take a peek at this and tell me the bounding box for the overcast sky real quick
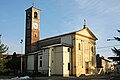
[0,0,120,59]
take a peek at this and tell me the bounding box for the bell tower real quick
[25,6,40,54]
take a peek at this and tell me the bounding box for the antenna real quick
[32,0,34,7]
[83,19,86,29]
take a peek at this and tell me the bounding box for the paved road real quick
[0,74,114,80]
[31,75,109,80]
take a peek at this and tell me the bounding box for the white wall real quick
[52,46,63,75]
[38,49,49,74]
[50,47,55,75]
[37,46,71,77]
[101,59,111,73]
[27,55,34,70]
[50,46,70,77]
[63,46,70,77]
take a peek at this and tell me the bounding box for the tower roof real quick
[25,6,40,12]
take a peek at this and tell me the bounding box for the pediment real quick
[76,27,98,40]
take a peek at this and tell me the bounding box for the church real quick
[24,6,98,77]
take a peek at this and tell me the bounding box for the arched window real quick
[27,12,31,19]
[34,12,38,18]
[35,34,36,38]
[91,46,94,52]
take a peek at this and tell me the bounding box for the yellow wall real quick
[72,28,97,77]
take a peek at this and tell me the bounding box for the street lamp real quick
[20,39,23,73]
[20,40,23,53]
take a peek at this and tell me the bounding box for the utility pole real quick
[0,34,1,44]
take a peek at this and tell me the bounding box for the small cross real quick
[83,19,86,28]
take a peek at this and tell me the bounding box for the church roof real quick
[39,27,97,42]
[39,31,75,42]
[76,27,98,40]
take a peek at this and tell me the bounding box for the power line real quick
[97,45,120,49]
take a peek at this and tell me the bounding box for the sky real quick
[0,0,120,59]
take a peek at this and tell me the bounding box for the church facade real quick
[25,6,97,77]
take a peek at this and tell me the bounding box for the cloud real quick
[75,0,120,17]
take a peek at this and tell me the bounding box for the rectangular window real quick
[68,63,70,70]
[85,62,89,74]
[40,60,42,67]
[92,56,94,66]
[78,43,81,50]
[40,56,42,59]
[44,49,45,52]
[40,50,43,53]
[68,48,70,52]
[52,49,54,51]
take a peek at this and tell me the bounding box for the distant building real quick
[24,6,98,77]
[101,57,111,74]
[0,54,24,58]
[96,55,111,74]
